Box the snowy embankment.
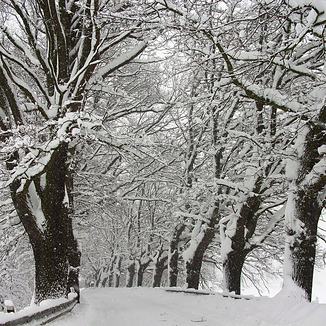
[0,295,77,326]
[49,288,326,326]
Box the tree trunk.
[126,260,136,287]
[108,256,117,287]
[152,248,168,288]
[222,251,245,295]
[284,114,325,301]
[137,259,151,287]
[168,223,185,287]
[95,268,103,287]
[67,238,81,302]
[137,264,145,287]
[284,190,322,301]
[101,266,109,288]
[220,100,268,295]
[33,240,68,301]
[152,267,165,288]
[66,165,81,302]
[185,206,218,289]
[114,256,123,288]
[185,251,203,289]
[10,143,78,303]
[220,174,263,295]
[101,255,116,288]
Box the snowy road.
[49,288,326,326]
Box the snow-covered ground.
[0,297,74,324]
[49,288,326,326]
[239,267,326,303]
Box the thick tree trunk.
[9,143,78,303]
[185,206,218,289]
[33,240,69,301]
[168,223,185,287]
[108,256,117,287]
[152,249,168,288]
[95,268,103,288]
[137,258,151,287]
[284,190,321,301]
[126,261,136,287]
[185,251,204,289]
[100,255,116,288]
[152,264,166,288]
[137,267,144,287]
[101,266,109,288]
[284,114,325,301]
[222,251,245,295]
[137,265,145,287]
[220,175,263,295]
[220,100,267,295]
[114,256,123,288]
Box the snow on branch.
[155,0,200,23]
[122,196,171,203]
[183,220,206,263]
[4,112,102,190]
[301,155,326,189]
[246,205,285,250]
[226,50,318,80]
[91,41,148,83]
[214,178,258,195]
[0,46,50,104]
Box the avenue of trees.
[0,0,325,307]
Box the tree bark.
[137,266,144,287]
[221,188,262,295]
[101,266,109,288]
[185,206,219,289]
[108,256,117,287]
[66,160,81,302]
[101,255,116,288]
[168,223,185,287]
[67,238,81,302]
[10,143,78,303]
[95,268,103,288]
[126,260,136,287]
[152,248,168,288]
[285,191,320,301]
[136,256,151,287]
[152,263,167,288]
[114,256,123,288]
[185,249,204,289]
[222,251,246,295]
[137,262,148,287]
[284,109,325,301]
[32,241,68,302]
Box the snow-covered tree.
[0,0,153,302]
[211,0,326,300]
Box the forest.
[0,0,325,316]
